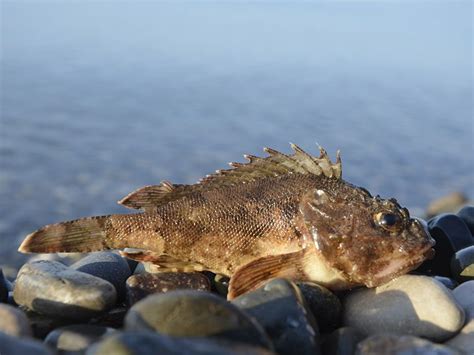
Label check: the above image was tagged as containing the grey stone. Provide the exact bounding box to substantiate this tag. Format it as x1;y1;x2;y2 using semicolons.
356;334;460;355
44;324;115;353
0;303;32;337
321;327;363;355
0;268;8;303
445;318;474;354
233;278;320;355
126;272;210;305
71;252;131;302
125;290;272;350
342;275;465;342
24;309;76;339
297;281;342;332
450;246;474;282
13;260;117;320
458;205;474;236
433;276;458;290
0;331;53;355
452;280;474;319
87;331;275;355
89;307;128;329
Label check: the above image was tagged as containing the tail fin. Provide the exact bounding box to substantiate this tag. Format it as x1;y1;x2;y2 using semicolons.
18;216;110;254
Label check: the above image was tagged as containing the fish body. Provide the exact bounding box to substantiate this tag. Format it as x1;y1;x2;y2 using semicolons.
19;144;435;298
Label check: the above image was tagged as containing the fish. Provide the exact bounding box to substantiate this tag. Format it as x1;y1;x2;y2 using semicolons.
18;144;435;299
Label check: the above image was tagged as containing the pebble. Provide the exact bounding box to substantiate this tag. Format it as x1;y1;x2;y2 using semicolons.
0;332;53;355
446;280;474;353
297;281;342;332
445;319;474;354
452;280;474;319
0;303;32;337
71;252;131;302
232;278;320;355
433;276;458;290
44;324;115;353
426;192;468;218
457;205;474;236
342;275;465;342
0;268;8;303
356;334;460;355
417;214;473;276
126;272;211;305
213;274;230;297
13;260;117;320
24;309;76;339
450;246;474;282
87;331;275;355
89;306;128;329
321;327;363;355
125;290;272;349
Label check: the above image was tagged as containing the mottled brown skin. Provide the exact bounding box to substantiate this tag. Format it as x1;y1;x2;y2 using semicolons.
19;145;435;298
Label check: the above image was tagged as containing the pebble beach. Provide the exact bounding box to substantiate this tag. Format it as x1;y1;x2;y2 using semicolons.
0;205;473;354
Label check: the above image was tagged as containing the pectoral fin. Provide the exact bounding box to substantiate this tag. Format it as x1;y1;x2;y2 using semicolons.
228;249;309;300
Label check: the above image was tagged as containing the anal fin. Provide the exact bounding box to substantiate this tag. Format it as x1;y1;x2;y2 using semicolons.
120;249;206;273
228;249;308;300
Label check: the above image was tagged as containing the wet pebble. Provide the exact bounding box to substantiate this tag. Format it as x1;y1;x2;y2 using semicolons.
126;272;211;305
44;324;115;353
450;246;474;282
297;281;342;332
0;332;53;355
342;275;465;342
321;327;363;355
71;252;131;302
0;268;8;303
13;260;117;320
87;331;275;355
356;334;459;355
232;278;320;355
0;303;32;337
457;205;474;236
125;290;272;349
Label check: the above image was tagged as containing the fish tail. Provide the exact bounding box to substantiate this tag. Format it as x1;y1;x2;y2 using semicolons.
18;215;112;254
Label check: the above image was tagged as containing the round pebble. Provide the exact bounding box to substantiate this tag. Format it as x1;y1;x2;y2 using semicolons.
126;272;211;305
450;246;474;282
0;332;53;355
71;252;131;302
13;260;117;320
342;275;465;342
445;318;474;354
297;281;342;332
452;280;474;319
457;205;474;236
44;324;115;352
356;334;459;355
125;290;272;349
0;303;32;337
232;278;320;355
321;327;363;355
433;276;458;290
0;268;8;303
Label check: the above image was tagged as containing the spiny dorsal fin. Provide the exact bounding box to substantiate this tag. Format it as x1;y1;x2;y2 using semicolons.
119;144;342;211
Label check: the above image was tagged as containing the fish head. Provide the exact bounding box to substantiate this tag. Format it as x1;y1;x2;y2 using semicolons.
298;184;435;287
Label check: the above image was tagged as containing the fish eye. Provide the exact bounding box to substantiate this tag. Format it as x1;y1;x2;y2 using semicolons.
374;211;402;231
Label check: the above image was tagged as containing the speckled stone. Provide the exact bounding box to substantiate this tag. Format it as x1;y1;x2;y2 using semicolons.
0;332;53;355
297;281;342;332
126;272;211;305
450;246;474;282
233;278;320;355
44;324;115;353
0;268;8;303
125;290;272;349
0;303;32;337
321;327;364;355
87;331;276;355
13;260;117;320
458;206;474;236
356;334;459;355
71;252;131;302
342;275;465;342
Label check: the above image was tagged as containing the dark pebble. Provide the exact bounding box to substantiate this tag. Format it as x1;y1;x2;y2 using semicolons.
126;272;211;305
213;274;230;297
24;309;75;339
44;324;115;353
433;276;459;290
71;252;131;302
89;307;128;329
0;332;53;354
458;206;474;236
297;281;342;332
14;260;117;321
125;290;272;350
450;246;474;282
321;327;363;355
232;278;320;355
87;331;275;355
417;214;473;276
0;268;8;303
356;334;459;355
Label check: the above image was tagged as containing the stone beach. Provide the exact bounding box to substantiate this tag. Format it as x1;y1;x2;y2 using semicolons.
0;206;473;354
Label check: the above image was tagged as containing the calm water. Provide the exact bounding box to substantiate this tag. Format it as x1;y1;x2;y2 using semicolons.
1;1;473;267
